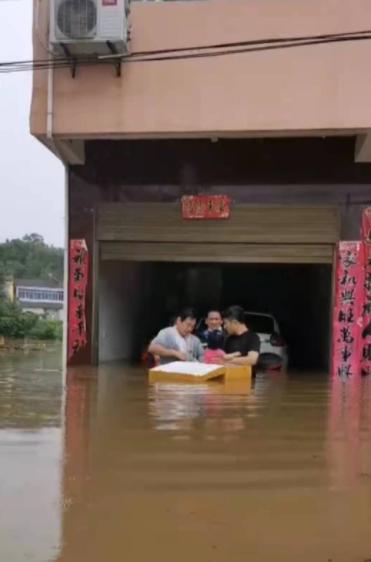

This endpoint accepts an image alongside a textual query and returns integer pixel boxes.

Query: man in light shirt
[149,308,204,365]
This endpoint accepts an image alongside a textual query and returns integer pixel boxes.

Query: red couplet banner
[361,208,371,376]
[68,240,89,361]
[332,241,364,377]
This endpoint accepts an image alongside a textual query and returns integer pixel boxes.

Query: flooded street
[0,347,63,562]
[1,354,371,561]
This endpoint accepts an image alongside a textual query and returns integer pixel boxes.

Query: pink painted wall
[31,0,371,138]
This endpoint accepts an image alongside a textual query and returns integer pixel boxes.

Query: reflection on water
[2,354,371,562]
[149,379,253,432]
[328,374,371,490]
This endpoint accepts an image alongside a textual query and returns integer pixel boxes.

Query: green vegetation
[0,234,63,341]
[0,299,62,340]
[0,234,63,282]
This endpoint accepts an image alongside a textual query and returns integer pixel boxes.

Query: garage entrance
[98,261,332,370]
[95,203,339,371]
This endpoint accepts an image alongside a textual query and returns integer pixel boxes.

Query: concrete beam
[355,133,371,163]
[54,139,85,165]
[36,137,85,165]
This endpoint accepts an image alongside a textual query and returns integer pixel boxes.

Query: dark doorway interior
[221,264,332,371]
[99,261,332,371]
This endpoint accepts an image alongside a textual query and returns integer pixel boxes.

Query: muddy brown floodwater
[1,352,371,562]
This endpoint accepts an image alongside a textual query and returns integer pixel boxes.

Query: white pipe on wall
[62,167,69,386]
[46,54,54,140]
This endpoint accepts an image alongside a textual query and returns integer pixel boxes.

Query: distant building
[13,280,64,321]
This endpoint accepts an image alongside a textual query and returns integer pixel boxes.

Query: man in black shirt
[222,305,260,367]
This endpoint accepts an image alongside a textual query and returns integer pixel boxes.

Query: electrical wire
[2,30,371,70]
[126,28,371,58]
[1,29,371,73]
[4,28,371,65]
[121,32,371,64]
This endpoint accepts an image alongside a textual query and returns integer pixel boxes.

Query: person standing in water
[148,308,204,365]
[222,305,260,367]
[199,309,225,349]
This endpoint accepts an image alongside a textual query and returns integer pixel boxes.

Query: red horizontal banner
[181,195,231,220]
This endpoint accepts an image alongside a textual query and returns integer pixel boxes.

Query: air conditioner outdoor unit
[50,0,129,57]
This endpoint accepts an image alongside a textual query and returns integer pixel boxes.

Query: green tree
[22,233,44,244]
[0,235,63,282]
[0,299,61,341]
[0,271,4,300]
[0,235,63,341]
[0,300,37,338]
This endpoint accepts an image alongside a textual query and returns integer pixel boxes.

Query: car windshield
[245,313,275,334]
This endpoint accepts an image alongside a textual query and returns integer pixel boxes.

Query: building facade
[31,0,371,368]
[9,279,64,321]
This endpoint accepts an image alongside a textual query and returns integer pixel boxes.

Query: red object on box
[203,349,225,364]
[68,240,89,361]
[332,241,364,377]
[102,0,117,5]
[181,195,231,220]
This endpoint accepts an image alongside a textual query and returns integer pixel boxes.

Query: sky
[0,0,64,247]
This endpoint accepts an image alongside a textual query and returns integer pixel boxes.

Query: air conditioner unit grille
[57,0,97,39]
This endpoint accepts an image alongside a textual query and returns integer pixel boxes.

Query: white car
[244,311,288,370]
